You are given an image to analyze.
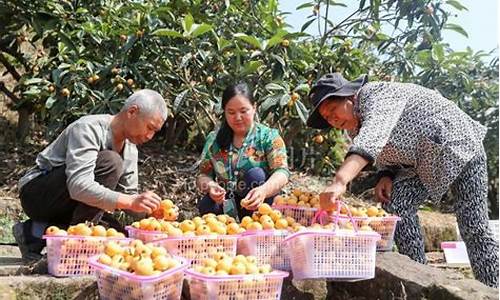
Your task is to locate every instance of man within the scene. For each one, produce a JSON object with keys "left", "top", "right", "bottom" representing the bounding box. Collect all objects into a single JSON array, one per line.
[{"left": 14, "top": 89, "right": 167, "bottom": 262}]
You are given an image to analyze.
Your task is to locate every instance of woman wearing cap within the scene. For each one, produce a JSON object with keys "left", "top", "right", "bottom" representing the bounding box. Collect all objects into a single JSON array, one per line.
[
  {"left": 307, "top": 73, "right": 498, "bottom": 287},
  {"left": 196, "top": 82, "right": 290, "bottom": 221}
]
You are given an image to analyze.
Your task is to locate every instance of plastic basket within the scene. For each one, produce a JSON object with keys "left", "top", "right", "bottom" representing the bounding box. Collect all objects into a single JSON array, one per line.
[
  {"left": 88, "top": 255, "right": 188, "bottom": 300},
  {"left": 185, "top": 268, "right": 289, "bottom": 300},
  {"left": 153, "top": 235, "right": 238, "bottom": 266},
  {"left": 237, "top": 230, "right": 291, "bottom": 271},
  {"left": 283, "top": 205, "right": 380, "bottom": 281},
  {"left": 272, "top": 204, "right": 317, "bottom": 226},
  {"left": 350, "top": 216, "right": 400, "bottom": 251},
  {"left": 43, "top": 235, "right": 131, "bottom": 277},
  {"left": 126, "top": 226, "right": 168, "bottom": 243}
]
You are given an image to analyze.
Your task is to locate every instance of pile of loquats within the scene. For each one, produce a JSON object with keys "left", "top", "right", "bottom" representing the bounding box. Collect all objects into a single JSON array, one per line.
[
  {"left": 192, "top": 253, "right": 272, "bottom": 276},
  {"left": 97, "top": 239, "right": 183, "bottom": 276},
  {"left": 45, "top": 223, "right": 126, "bottom": 238},
  {"left": 151, "top": 199, "right": 180, "bottom": 221}
]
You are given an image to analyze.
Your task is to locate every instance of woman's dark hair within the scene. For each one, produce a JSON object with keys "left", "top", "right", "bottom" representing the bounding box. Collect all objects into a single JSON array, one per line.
[{"left": 215, "top": 82, "right": 255, "bottom": 150}]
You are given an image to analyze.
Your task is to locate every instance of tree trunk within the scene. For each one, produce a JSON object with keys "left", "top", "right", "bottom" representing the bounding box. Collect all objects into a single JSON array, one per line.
[{"left": 16, "top": 107, "right": 32, "bottom": 142}]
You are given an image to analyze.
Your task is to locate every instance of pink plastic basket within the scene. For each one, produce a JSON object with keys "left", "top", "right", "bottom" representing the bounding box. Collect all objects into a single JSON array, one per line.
[
  {"left": 43, "top": 235, "right": 131, "bottom": 277},
  {"left": 125, "top": 226, "right": 168, "bottom": 243},
  {"left": 88, "top": 255, "right": 188, "bottom": 300},
  {"left": 283, "top": 206, "right": 380, "bottom": 281},
  {"left": 272, "top": 204, "right": 317, "bottom": 226},
  {"left": 237, "top": 230, "right": 291, "bottom": 271},
  {"left": 185, "top": 268, "right": 289, "bottom": 300},
  {"left": 153, "top": 235, "right": 238, "bottom": 266}
]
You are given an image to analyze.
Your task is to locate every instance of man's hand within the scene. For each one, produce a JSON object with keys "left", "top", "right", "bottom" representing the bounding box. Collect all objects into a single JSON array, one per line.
[
  {"left": 208, "top": 182, "right": 226, "bottom": 204},
  {"left": 118, "top": 191, "right": 161, "bottom": 214},
  {"left": 319, "top": 179, "right": 347, "bottom": 212},
  {"left": 375, "top": 176, "right": 393, "bottom": 204},
  {"left": 241, "top": 186, "right": 267, "bottom": 211}
]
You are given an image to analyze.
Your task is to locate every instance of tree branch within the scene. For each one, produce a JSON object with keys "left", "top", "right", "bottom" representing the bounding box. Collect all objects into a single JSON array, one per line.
[
  {"left": 0, "top": 81, "right": 20, "bottom": 103},
  {"left": 0, "top": 52, "right": 21, "bottom": 81}
]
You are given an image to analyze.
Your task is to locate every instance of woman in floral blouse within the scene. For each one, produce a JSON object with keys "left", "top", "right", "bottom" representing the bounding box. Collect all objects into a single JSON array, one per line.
[
  {"left": 306, "top": 73, "right": 498, "bottom": 288},
  {"left": 196, "top": 82, "right": 289, "bottom": 220}
]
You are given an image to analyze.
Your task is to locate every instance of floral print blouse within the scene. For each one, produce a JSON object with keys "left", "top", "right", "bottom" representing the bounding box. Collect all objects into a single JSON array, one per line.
[{"left": 199, "top": 123, "right": 290, "bottom": 186}]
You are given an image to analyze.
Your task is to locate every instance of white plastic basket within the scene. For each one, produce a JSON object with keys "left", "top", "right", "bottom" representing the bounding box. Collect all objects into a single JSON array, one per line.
[
  {"left": 153, "top": 235, "right": 238, "bottom": 266},
  {"left": 283, "top": 205, "right": 380, "bottom": 281},
  {"left": 43, "top": 235, "right": 130, "bottom": 277},
  {"left": 89, "top": 255, "right": 188, "bottom": 300},
  {"left": 125, "top": 226, "right": 167, "bottom": 243},
  {"left": 185, "top": 268, "right": 289, "bottom": 300},
  {"left": 271, "top": 204, "right": 317, "bottom": 226},
  {"left": 237, "top": 230, "right": 291, "bottom": 271},
  {"left": 351, "top": 216, "right": 400, "bottom": 251}
]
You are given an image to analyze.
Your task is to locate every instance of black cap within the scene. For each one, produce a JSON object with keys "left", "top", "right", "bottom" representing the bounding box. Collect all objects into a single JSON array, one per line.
[{"left": 306, "top": 73, "right": 368, "bottom": 129}]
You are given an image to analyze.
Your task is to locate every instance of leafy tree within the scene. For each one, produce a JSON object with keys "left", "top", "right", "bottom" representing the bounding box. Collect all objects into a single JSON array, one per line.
[{"left": 0, "top": 0, "right": 497, "bottom": 216}]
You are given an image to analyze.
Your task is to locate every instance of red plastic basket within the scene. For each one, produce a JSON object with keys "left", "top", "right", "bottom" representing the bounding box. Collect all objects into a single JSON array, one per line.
[
  {"left": 185, "top": 268, "right": 289, "bottom": 300},
  {"left": 88, "top": 255, "right": 188, "bottom": 300},
  {"left": 43, "top": 235, "right": 131, "bottom": 277}
]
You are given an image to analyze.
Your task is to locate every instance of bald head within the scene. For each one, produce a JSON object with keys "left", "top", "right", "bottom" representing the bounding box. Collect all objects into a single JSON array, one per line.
[{"left": 121, "top": 89, "right": 168, "bottom": 120}]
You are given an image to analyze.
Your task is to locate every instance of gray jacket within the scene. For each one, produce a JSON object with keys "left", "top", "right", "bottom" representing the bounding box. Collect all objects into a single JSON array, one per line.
[
  {"left": 348, "top": 82, "right": 487, "bottom": 201},
  {"left": 19, "top": 114, "right": 138, "bottom": 211}
]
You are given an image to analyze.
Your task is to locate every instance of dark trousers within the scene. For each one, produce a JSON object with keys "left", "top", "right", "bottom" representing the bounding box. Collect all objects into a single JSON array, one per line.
[
  {"left": 19, "top": 150, "right": 124, "bottom": 242},
  {"left": 197, "top": 167, "right": 274, "bottom": 220}
]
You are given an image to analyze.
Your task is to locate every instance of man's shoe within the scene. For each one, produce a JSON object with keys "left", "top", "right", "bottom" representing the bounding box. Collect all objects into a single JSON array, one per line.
[{"left": 12, "top": 221, "right": 44, "bottom": 263}]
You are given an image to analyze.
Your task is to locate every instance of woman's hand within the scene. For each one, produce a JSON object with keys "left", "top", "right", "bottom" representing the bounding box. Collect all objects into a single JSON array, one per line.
[
  {"left": 208, "top": 182, "right": 226, "bottom": 204},
  {"left": 375, "top": 176, "right": 393, "bottom": 204},
  {"left": 319, "top": 179, "right": 347, "bottom": 212},
  {"left": 241, "top": 186, "right": 267, "bottom": 211}
]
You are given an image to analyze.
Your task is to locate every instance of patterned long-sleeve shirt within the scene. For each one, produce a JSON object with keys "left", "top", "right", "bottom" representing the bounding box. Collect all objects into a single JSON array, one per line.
[
  {"left": 199, "top": 123, "right": 290, "bottom": 187},
  {"left": 347, "top": 82, "right": 487, "bottom": 201}
]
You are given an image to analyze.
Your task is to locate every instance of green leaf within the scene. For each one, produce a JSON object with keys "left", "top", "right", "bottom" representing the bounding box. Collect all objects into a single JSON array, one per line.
[
  {"left": 293, "top": 83, "right": 311, "bottom": 93},
  {"left": 191, "top": 24, "right": 213, "bottom": 37},
  {"left": 279, "top": 93, "right": 291, "bottom": 106},
  {"left": 45, "top": 96, "right": 57, "bottom": 109},
  {"left": 173, "top": 89, "right": 189, "bottom": 112},
  {"left": 24, "top": 78, "right": 45, "bottom": 85},
  {"left": 296, "top": 3, "right": 314, "bottom": 10},
  {"left": 295, "top": 100, "right": 309, "bottom": 124},
  {"left": 242, "top": 60, "right": 263, "bottom": 75},
  {"left": 444, "top": 23, "right": 469, "bottom": 38},
  {"left": 58, "top": 31, "right": 78, "bottom": 55},
  {"left": 234, "top": 33, "right": 262, "bottom": 50},
  {"left": 182, "top": 14, "right": 194, "bottom": 33},
  {"left": 260, "top": 95, "right": 281, "bottom": 111},
  {"left": 327, "top": 1, "right": 347, "bottom": 7},
  {"left": 153, "top": 29, "right": 183, "bottom": 38},
  {"left": 265, "top": 83, "right": 285, "bottom": 91},
  {"left": 271, "top": 54, "right": 286, "bottom": 67},
  {"left": 431, "top": 44, "right": 445, "bottom": 62},
  {"left": 266, "top": 30, "right": 288, "bottom": 49},
  {"left": 217, "top": 38, "right": 232, "bottom": 51},
  {"left": 300, "top": 19, "right": 315, "bottom": 32},
  {"left": 359, "top": 0, "right": 367, "bottom": 10},
  {"left": 446, "top": 0, "right": 468, "bottom": 11}
]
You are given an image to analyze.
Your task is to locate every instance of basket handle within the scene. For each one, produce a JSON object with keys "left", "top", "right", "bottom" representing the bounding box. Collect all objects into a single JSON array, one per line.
[{"left": 312, "top": 200, "right": 359, "bottom": 232}]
